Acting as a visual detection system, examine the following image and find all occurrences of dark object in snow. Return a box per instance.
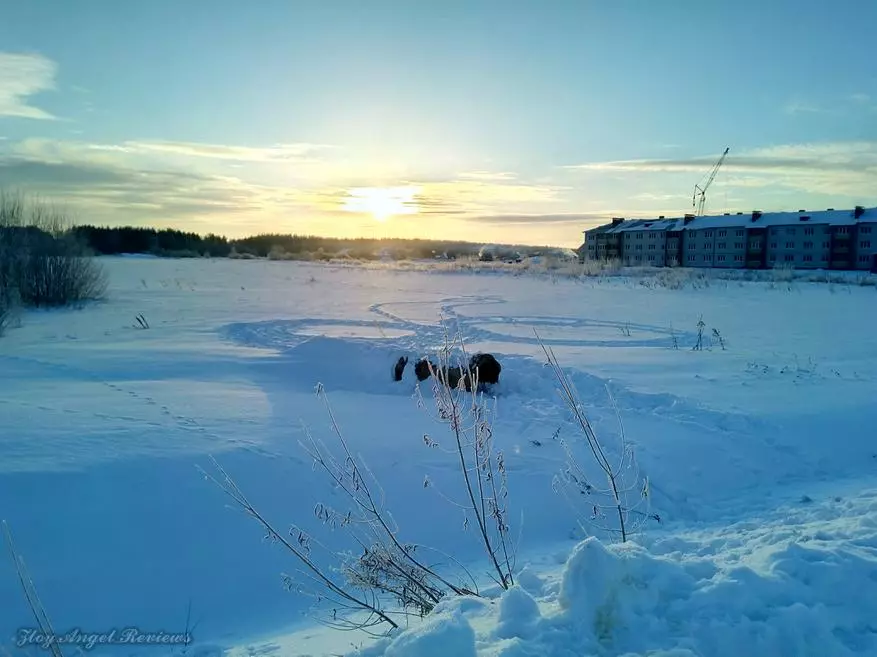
[412,353,502,391]
[392,356,408,381]
[414,358,434,382]
[469,353,501,385]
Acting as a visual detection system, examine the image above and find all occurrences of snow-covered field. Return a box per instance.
[1,257,876,657]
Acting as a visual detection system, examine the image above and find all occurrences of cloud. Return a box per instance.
[565,142,877,204]
[457,170,518,181]
[466,213,607,225]
[566,142,877,175]
[783,100,826,115]
[0,135,588,241]
[0,52,57,120]
[411,179,567,216]
[631,192,690,202]
[89,140,335,163]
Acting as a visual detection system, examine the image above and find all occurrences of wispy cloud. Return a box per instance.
[0,52,57,120]
[565,141,877,202]
[87,140,335,163]
[783,99,826,115]
[0,136,583,241]
[566,142,877,175]
[457,170,518,181]
[466,213,606,225]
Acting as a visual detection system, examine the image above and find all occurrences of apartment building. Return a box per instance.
[581,206,877,272]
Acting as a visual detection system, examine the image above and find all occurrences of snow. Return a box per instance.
[1,256,876,657]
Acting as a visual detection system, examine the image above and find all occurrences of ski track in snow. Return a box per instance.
[1,258,875,657]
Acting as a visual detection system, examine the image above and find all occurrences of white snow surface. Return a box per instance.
[1,257,876,657]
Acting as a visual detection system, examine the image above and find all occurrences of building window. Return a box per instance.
[689,243,696,250]
[804,255,812,262]
[804,227,814,236]
[862,227,872,234]
[734,255,743,261]
[785,242,794,248]
[837,227,849,234]
[784,254,794,262]
[718,242,726,249]
[718,230,727,237]
[637,233,643,239]
[735,242,743,249]
[736,230,745,237]
[770,242,777,249]
[751,240,762,248]
[648,255,655,261]
[636,245,642,251]
[703,255,711,261]
[860,255,870,263]
[823,242,830,248]
[704,231,713,238]
[804,241,813,249]
[648,244,656,250]
[861,241,872,248]
[718,255,726,262]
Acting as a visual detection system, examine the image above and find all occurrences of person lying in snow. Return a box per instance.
[393,353,501,391]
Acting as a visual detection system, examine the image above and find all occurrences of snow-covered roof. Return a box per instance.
[600,207,876,233]
[608,218,682,234]
[683,208,868,230]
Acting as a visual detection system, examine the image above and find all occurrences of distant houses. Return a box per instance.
[581,206,877,272]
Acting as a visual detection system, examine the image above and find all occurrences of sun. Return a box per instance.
[341,186,419,222]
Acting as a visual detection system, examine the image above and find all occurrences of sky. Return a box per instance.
[1,0,876,247]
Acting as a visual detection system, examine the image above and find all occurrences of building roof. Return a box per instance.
[583,220,619,235]
[608,218,682,234]
[684,207,869,230]
[594,206,876,233]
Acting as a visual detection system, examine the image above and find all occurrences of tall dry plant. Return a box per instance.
[205,326,520,636]
[415,327,516,590]
[203,382,484,636]
[539,337,658,543]
[3,521,65,657]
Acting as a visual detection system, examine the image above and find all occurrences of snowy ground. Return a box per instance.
[1,257,875,657]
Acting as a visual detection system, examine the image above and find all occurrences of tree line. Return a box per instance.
[67,225,543,261]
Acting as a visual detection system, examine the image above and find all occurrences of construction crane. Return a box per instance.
[692,146,729,216]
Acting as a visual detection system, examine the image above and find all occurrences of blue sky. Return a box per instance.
[1,0,875,246]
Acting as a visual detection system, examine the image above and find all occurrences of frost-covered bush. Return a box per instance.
[0,191,106,309]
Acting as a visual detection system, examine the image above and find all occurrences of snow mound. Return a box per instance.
[360,489,877,657]
[495,586,541,639]
[383,610,476,657]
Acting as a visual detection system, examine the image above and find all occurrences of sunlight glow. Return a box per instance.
[341,186,419,222]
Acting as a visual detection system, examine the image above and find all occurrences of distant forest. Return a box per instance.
[69,225,559,261]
